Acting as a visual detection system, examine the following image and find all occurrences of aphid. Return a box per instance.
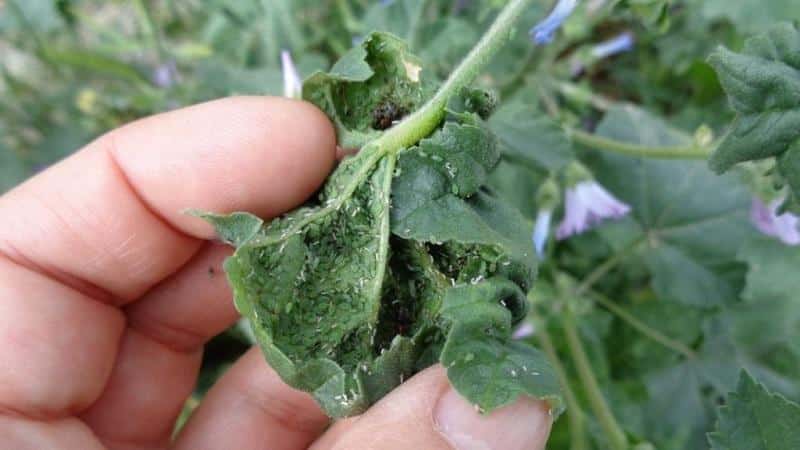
[371,101,406,130]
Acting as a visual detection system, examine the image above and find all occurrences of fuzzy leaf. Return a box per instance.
[708,372,800,450]
[708,23,800,173]
[201,38,560,417]
[440,280,564,413]
[489,96,574,173]
[692,0,800,32]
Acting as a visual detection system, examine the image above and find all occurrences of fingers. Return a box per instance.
[77,243,235,446]
[0,415,105,450]
[0,96,335,304]
[0,256,124,418]
[0,96,335,423]
[173,348,329,450]
[313,366,553,450]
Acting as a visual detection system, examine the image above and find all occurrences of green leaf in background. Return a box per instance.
[0,141,31,193]
[1,0,63,33]
[587,105,753,307]
[618,0,671,31]
[725,238,800,396]
[707,23,800,174]
[489,94,574,173]
[362,0,428,50]
[708,371,800,450]
[692,0,800,32]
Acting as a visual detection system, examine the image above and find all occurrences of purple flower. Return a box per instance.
[513,322,535,340]
[556,181,631,239]
[152,60,179,88]
[591,31,635,59]
[530,0,579,45]
[751,197,800,245]
[281,50,302,99]
[532,209,553,258]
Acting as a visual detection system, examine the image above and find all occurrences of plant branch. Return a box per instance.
[575,238,644,297]
[537,323,589,450]
[566,128,714,160]
[591,292,697,360]
[562,308,629,450]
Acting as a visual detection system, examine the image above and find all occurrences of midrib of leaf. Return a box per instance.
[250,146,386,247]
[367,155,398,324]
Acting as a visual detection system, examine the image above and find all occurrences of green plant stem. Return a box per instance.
[551,79,614,111]
[376,0,537,154]
[133,0,167,60]
[591,292,697,360]
[562,308,629,450]
[566,128,714,160]
[537,324,589,450]
[407,0,429,52]
[575,238,644,296]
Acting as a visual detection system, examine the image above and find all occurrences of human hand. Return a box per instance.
[0,97,552,450]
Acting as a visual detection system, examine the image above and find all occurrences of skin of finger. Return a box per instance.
[109,96,336,240]
[124,243,239,353]
[0,145,199,305]
[0,96,336,304]
[78,328,202,449]
[312,366,553,450]
[0,415,105,450]
[0,257,124,418]
[0,97,336,445]
[77,243,235,444]
[173,348,329,450]
[310,366,453,450]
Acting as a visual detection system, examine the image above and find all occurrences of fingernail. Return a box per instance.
[434,387,553,450]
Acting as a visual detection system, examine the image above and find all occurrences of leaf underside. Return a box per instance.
[200,32,563,418]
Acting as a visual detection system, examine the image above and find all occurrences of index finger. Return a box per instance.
[0,96,335,303]
[0,96,335,421]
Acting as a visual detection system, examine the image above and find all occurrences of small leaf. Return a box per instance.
[191,211,264,247]
[708,23,800,173]
[440,280,564,415]
[708,371,800,450]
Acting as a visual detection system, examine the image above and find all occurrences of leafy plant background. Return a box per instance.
[2,0,800,449]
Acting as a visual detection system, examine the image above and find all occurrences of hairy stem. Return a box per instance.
[566,128,714,160]
[376,0,537,154]
[537,323,589,450]
[591,292,697,360]
[562,308,629,450]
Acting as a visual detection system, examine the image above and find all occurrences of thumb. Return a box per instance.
[310,366,553,450]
